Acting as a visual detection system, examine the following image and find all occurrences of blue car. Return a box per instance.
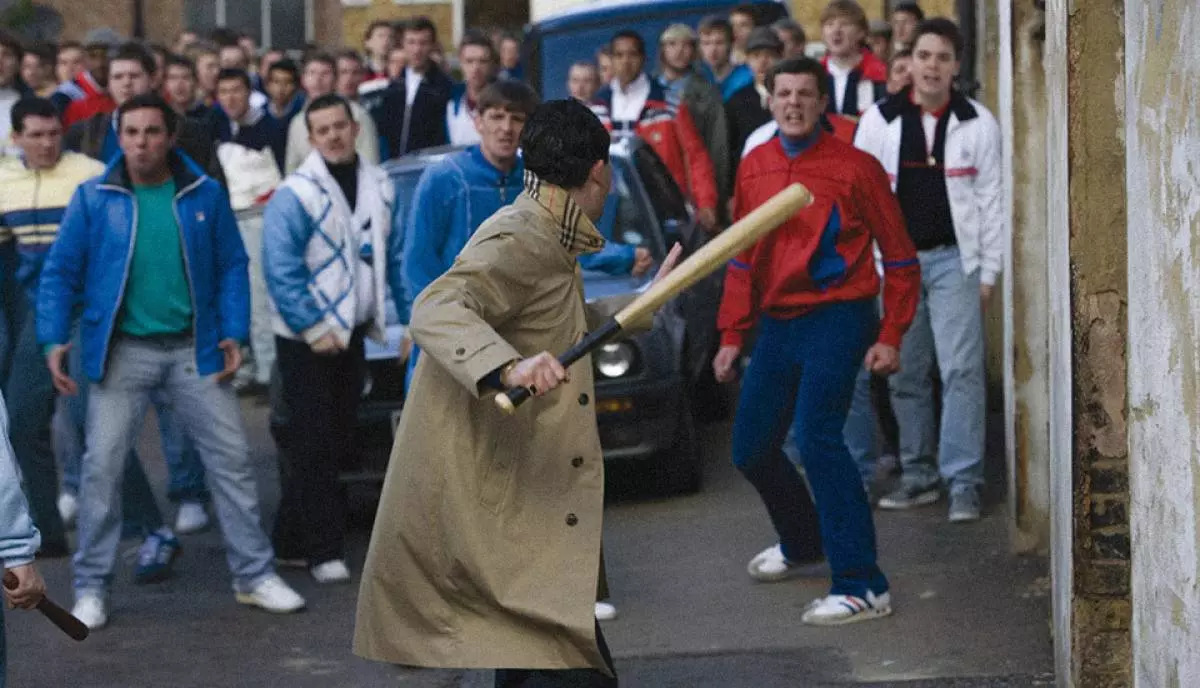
[351,138,727,494]
[523,0,790,100]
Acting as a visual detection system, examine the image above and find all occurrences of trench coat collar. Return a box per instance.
[521,170,606,256]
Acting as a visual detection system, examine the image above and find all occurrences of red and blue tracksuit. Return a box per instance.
[718,128,919,597]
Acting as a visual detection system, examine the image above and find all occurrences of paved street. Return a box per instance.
[6,402,1053,687]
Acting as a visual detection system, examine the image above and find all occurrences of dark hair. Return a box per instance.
[520,99,609,189]
[216,67,251,90]
[596,45,611,59]
[11,97,59,134]
[498,30,521,46]
[208,27,240,48]
[364,19,394,41]
[58,40,84,54]
[609,30,646,57]
[164,54,196,76]
[112,42,157,76]
[336,49,364,66]
[267,58,300,82]
[893,2,926,21]
[304,93,354,132]
[889,48,913,66]
[730,4,761,22]
[147,42,170,61]
[0,30,24,61]
[117,92,179,136]
[698,16,734,43]
[765,56,830,98]
[571,59,598,71]
[406,16,438,43]
[459,30,496,60]
[914,18,964,59]
[304,52,337,72]
[771,18,807,47]
[478,80,539,117]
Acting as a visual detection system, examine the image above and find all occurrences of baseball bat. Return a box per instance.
[3,569,90,641]
[495,182,813,414]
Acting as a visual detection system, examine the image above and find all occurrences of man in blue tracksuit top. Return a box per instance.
[403,82,655,387]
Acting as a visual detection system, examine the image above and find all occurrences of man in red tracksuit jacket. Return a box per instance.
[590,29,719,233]
[713,56,920,626]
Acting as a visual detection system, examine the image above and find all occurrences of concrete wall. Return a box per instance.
[1124,0,1200,684]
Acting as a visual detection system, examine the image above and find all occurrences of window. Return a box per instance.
[184,0,313,50]
[632,145,689,230]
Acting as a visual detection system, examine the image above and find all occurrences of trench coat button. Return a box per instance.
[455,347,465,356]
[566,513,578,526]
[578,393,589,406]
[571,456,583,468]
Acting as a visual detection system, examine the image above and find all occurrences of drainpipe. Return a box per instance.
[956,0,978,96]
[132,0,145,39]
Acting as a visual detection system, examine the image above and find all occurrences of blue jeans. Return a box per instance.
[73,336,275,595]
[5,296,65,548]
[732,302,888,597]
[889,246,986,494]
[0,605,6,688]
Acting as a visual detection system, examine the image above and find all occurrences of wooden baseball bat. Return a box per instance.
[495,182,813,414]
[3,569,90,641]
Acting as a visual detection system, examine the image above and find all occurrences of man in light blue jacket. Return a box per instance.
[37,94,306,630]
[0,389,48,688]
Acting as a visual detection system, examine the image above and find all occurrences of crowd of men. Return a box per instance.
[0,0,1001,675]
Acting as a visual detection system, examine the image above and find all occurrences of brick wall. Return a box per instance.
[340,0,454,54]
[37,0,183,45]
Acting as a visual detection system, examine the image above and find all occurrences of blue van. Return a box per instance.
[523,0,790,100]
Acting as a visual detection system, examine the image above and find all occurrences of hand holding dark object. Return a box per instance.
[864,343,900,376]
[46,344,78,396]
[3,568,89,641]
[217,339,243,381]
[503,352,569,398]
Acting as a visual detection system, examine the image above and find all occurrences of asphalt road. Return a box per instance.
[4,401,1054,687]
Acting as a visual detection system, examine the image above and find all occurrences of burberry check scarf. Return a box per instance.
[523,170,607,256]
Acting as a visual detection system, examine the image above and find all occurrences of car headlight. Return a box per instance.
[595,342,636,378]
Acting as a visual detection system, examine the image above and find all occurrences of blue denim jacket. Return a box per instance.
[37,151,250,382]
[0,391,40,569]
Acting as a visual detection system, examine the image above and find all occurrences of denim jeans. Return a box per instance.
[237,207,275,387]
[889,245,986,494]
[0,605,6,688]
[4,296,65,549]
[732,302,888,597]
[73,336,276,595]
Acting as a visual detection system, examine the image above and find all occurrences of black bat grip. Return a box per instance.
[495,318,623,414]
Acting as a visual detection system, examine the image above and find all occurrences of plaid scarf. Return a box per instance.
[523,170,606,256]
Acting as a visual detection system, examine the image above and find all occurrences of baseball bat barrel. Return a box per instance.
[493,182,813,415]
[3,569,90,641]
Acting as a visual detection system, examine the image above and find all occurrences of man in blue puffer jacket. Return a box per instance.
[36,94,306,631]
[403,82,653,386]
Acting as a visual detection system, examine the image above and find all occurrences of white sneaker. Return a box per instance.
[801,590,892,626]
[594,601,618,621]
[746,544,825,582]
[235,574,306,613]
[72,592,108,630]
[58,492,79,529]
[310,559,352,584]
[174,501,210,535]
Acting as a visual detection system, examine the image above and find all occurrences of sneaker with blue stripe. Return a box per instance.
[801,590,892,625]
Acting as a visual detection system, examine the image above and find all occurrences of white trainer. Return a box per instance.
[594,601,618,621]
[58,492,79,529]
[746,544,825,582]
[801,590,892,626]
[72,592,108,630]
[174,502,210,535]
[235,574,306,613]
[310,559,352,585]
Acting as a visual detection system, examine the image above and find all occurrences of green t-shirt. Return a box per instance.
[118,179,194,337]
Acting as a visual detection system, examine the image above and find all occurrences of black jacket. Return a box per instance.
[64,111,226,186]
[725,83,772,172]
[365,65,454,158]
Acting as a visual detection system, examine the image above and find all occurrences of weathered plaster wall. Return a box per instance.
[1125,0,1200,684]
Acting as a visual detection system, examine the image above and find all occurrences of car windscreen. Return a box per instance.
[631,145,690,231]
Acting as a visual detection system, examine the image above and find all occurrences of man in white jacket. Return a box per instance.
[853,18,1003,523]
[263,94,406,584]
[285,53,379,173]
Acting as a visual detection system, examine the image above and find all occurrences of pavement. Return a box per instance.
[4,402,1054,687]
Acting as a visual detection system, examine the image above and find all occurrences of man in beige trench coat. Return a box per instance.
[353,98,680,687]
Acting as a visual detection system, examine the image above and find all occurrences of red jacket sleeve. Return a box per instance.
[716,165,757,349]
[675,103,718,212]
[855,156,920,348]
